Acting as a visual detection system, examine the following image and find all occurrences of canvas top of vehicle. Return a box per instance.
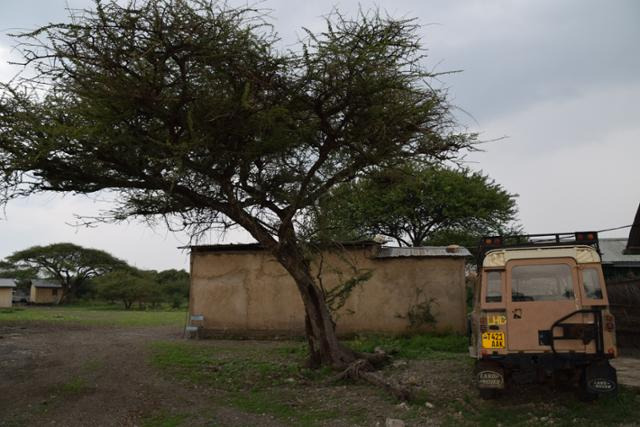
[469,232,618,398]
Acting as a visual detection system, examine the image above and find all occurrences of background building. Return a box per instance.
[0,278,16,308]
[188,242,470,337]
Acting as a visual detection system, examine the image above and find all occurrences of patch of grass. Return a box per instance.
[142,411,188,427]
[228,390,339,426]
[81,358,105,373]
[444,386,640,426]
[149,341,355,426]
[0,308,25,314]
[56,376,91,396]
[552,387,640,426]
[67,301,187,312]
[345,333,468,359]
[0,305,185,327]
[149,341,299,391]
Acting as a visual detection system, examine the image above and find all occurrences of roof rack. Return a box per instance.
[477,231,600,265]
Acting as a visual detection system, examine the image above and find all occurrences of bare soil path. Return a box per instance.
[0,323,283,427]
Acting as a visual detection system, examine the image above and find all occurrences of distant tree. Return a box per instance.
[156,269,190,308]
[0,1,474,368]
[95,268,188,309]
[0,260,39,289]
[95,269,158,309]
[314,164,519,247]
[3,243,128,302]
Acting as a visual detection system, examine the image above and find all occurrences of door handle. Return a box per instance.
[513,308,522,319]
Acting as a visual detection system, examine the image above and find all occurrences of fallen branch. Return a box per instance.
[326,357,415,402]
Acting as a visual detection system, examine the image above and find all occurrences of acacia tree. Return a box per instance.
[95,269,160,309]
[314,164,519,247]
[0,1,474,368]
[3,243,128,302]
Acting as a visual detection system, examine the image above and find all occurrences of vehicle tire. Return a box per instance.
[576,387,599,402]
[479,388,499,400]
[577,368,599,402]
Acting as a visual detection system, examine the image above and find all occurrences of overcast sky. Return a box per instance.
[0,0,638,271]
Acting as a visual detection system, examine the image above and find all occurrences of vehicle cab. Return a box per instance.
[469,232,617,399]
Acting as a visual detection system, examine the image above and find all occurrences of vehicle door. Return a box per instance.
[505,258,584,352]
[577,264,611,355]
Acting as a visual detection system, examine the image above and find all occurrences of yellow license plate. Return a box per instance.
[482,332,505,349]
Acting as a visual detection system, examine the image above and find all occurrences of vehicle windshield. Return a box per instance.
[510,264,574,301]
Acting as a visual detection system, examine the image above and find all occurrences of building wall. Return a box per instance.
[0,288,12,308]
[30,287,61,304]
[189,246,467,337]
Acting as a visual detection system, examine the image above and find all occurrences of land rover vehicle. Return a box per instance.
[469,232,618,399]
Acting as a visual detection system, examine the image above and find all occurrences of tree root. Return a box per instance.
[326,357,415,402]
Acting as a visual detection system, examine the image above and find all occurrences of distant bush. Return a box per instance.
[94,268,189,310]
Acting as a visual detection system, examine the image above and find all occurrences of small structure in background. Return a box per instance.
[600,202,640,281]
[188,241,471,338]
[600,239,640,282]
[30,280,62,304]
[601,203,640,349]
[0,279,17,308]
[12,286,29,304]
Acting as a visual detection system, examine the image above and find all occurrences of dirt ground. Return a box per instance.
[0,323,477,426]
[612,357,640,389]
[0,323,214,426]
[1,322,639,427]
[0,323,426,426]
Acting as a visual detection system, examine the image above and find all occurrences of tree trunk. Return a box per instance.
[225,206,357,368]
[275,244,357,369]
[59,285,70,304]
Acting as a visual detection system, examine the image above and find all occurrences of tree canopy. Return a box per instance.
[95,269,158,309]
[0,0,475,367]
[3,243,128,302]
[314,164,519,247]
[95,268,190,309]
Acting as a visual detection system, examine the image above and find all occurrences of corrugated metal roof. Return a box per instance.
[375,246,471,259]
[32,279,62,288]
[188,240,380,253]
[600,238,640,265]
[0,278,16,288]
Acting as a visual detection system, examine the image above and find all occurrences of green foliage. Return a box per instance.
[0,2,472,232]
[94,268,189,309]
[393,288,438,330]
[95,269,158,309]
[345,333,468,359]
[155,269,190,308]
[324,270,373,315]
[2,243,128,301]
[405,298,437,329]
[314,164,518,247]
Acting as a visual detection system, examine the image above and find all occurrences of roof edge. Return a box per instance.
[187,240,381,253]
